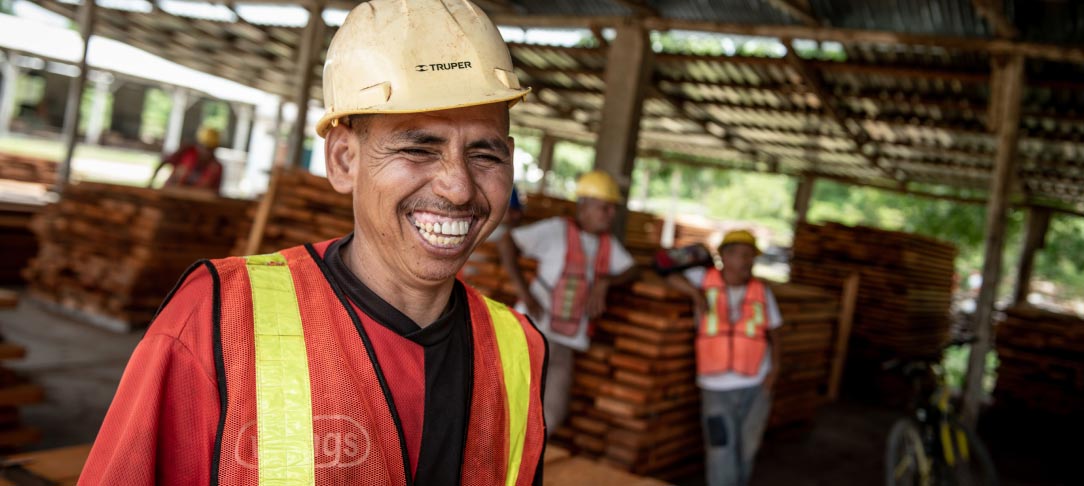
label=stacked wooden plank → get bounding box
[233,169,353,255]
[0,153,57,186]
[790,222,956,364]
[0,201,42,285]
[557,275,702,480]
[0,334,44,452]
[994,305,1084,419]
[544,446,670,486]
[23,183,251,329]
[768,282,846,428]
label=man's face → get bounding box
[720,243,756,284]
[327,103,513,284]
[576,197,617,234]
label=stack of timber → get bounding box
[0,444,91,485]
[0,200,42,285]
[0,339,44,452]
[0,153,56,186]
[790,222,956,365]
[233,169,353,255]
[23,183,251,329]
[994,305,1084,420]
[556,274,702,480]
[459,242,536,307]
[543,446,669,486]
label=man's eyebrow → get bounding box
[467,137,511,157]
[389,129,447,146]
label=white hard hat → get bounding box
[316,0,530,137]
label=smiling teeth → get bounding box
[411,213,472,246]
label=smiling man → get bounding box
[79,1,547,485]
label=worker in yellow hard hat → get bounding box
[666,229,782,486]
[148,126,224,192]
[498,170,639,436]
[83,1,547,484]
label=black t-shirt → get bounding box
[324,235,471,486]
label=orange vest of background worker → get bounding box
[498,171,638,436]
[666,230,783,486]
[149,126,224,192]
[696,268,769,376]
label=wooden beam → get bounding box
[828,273,859,401]
[793,173,816,223]
[593,20,653,239]
[611,0,657,17]
[285,2,324,168]
[1012,206,1053,304]
[641,17,1084,65]
[537,133,557,194]
[962,53,1025,429]
[971,0,1019,39]
[764,0,820,27]
[57,0,96,192]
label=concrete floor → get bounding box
[0,288,1075,485]
[0,294,142,450]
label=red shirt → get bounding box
[78,239,515,485]
[164,146,223,191]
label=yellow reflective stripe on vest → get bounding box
[484,296,530,486]
[245,253,315,486]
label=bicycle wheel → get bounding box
[946,420,998,486]
[886,418,931,486]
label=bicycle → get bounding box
[884,360,998,486]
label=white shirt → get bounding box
[683,266,784,391]
[511,217,634,351]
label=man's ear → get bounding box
[324,124,355,194]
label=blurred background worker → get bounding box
[499,170,638,434]
[667,230,783,486]
[148,126,223,192]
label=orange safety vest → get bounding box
[695,268,768,377]
[549,218,610,337]
[209,242,546,485]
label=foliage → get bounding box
[140,88,171,143]
[78,85,113,134]
[201,100,230,132]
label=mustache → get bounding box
[399,197,489,218]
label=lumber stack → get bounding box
[233,169,353,255]
[994,305,1084,419]
[790,222,956,365]
[0,201,42,285]
[0,338,44,452]
[0,152,57,186]
[557,275,702,480]
[768,282,844,428]
[23,183,251,329]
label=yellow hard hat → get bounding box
[197,127,220,149]
[721,230,761,255]
[575,170,623,204]
[316,0,531,137]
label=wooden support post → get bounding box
[962,53,1025,428]
[57,0,97,192]
[0,60,21,136]
[592,20,653,239]
[661,165,681,248]
[537,133,556,194]
[793,173,816,223]
[284,3,324,169]
[1012,206,1053,305]
[828,272,860,401]
[163,88,189,155]
[84,73,112,145]
[232,103,254,152]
